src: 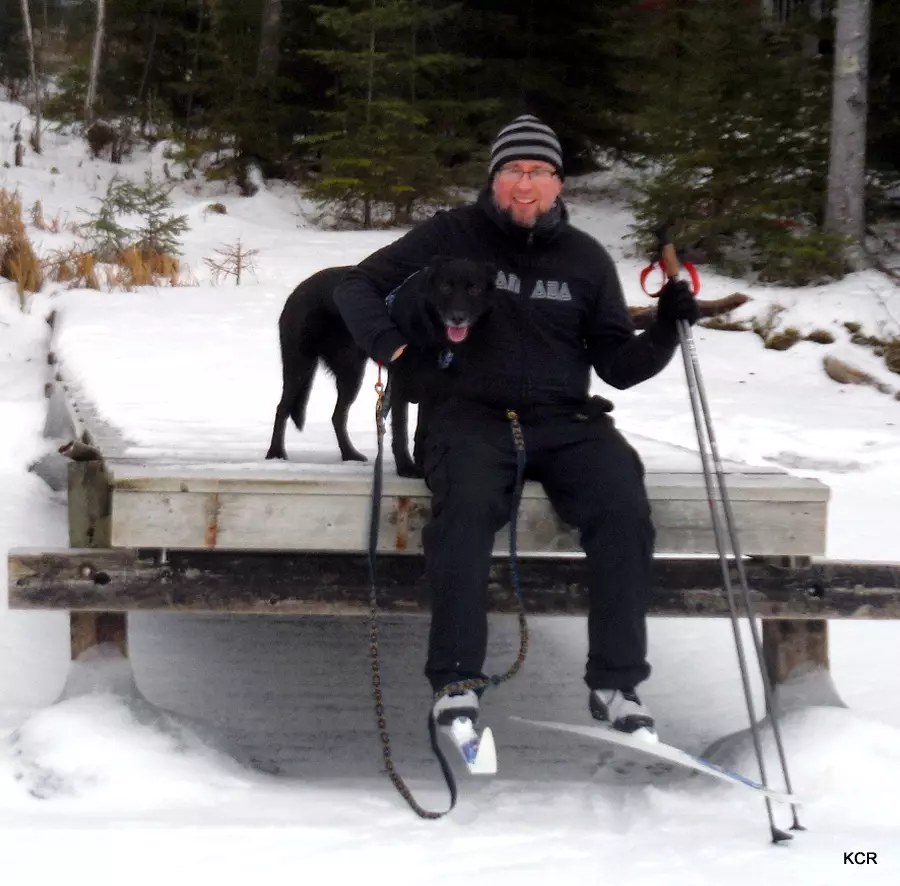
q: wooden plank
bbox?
[10,549,900,617]
[107,486,827,556]
[106,462,822,498]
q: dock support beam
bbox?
[67,458,127,660]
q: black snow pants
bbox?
[418,400,656,695]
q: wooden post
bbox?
[67,458,127,659]
[758,555,840,711]
[762,619,829,687]
[71,612,128,659]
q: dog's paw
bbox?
[265,449,287,460]
[341,450,368,463]
[395,461,423,479]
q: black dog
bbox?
[265,257,494,476]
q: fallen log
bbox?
[630,293,750,330]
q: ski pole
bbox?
[650,233,802,841]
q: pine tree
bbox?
[0,1,29,100]
[304,0,482,228]
[615,0,840,284]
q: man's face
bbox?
[491,160,562,228]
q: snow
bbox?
[2,98,900,883]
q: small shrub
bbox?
[86,121,134,164]
[44,247,100,290]
[886,341,900,375]
[116,248,182,289]
[0,188,43,307]
[205,202,228,215]
[765,329,801,351]
[204,238,259,285]
[78,173,189,260]
[751,304,786,341]
[3,239,43,305]
[806,329,835,345]
[754,228,848,287]
[30,200,46,231]
[844,321,862,334]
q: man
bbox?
[334,115,699,736]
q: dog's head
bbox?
[423,256,496,345]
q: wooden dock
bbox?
[17,297,899,701]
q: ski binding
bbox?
[511,716,801,804]
[441,716,497,775]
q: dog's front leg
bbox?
[389,381,422,478]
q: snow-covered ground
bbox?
[2,100,900,884]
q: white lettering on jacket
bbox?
[530,279,572,301]
[495,270,521,294]
[496,271,572,301]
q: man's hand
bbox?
[657,279,700,329]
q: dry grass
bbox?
[44,247,101,290]
[2,187,196,304]
[29,199,68,234]
[44,245,191,292]
[0,188,44,306]
[108,248,185,290]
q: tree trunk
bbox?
[19,0,42,153]
[137,1,164,133]
[825,0,872,267]
[84,0,106,125]
[256,0,282,81]
[366,0,376,126]
[185,0,205,136]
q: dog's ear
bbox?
[483,262,500,290]
[421,255,451,287]
[425,254,453,273]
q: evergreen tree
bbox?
[0,1,29,99]
[868,0,900,179]
[614,0,839,284]
[304,0,485,227]
[454,0,635,173]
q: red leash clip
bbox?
[640,259,701,297]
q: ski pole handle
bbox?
[660,242,680,280]
[640,227,701,296]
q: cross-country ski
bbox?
[511,717,801,804]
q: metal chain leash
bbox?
[366,373,529,818]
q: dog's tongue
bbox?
[447,325,469,343]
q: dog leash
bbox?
[366,367,529,818]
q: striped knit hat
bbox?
[489,114,564,181]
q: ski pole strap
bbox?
[640,257,700,296]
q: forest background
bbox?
[0,0,898,285]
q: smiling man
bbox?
[334,114,700,747]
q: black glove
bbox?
[572,395,614,423]
[656,279,700,329]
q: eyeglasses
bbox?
[496,167,557,182]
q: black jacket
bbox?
[334,189,678,412]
